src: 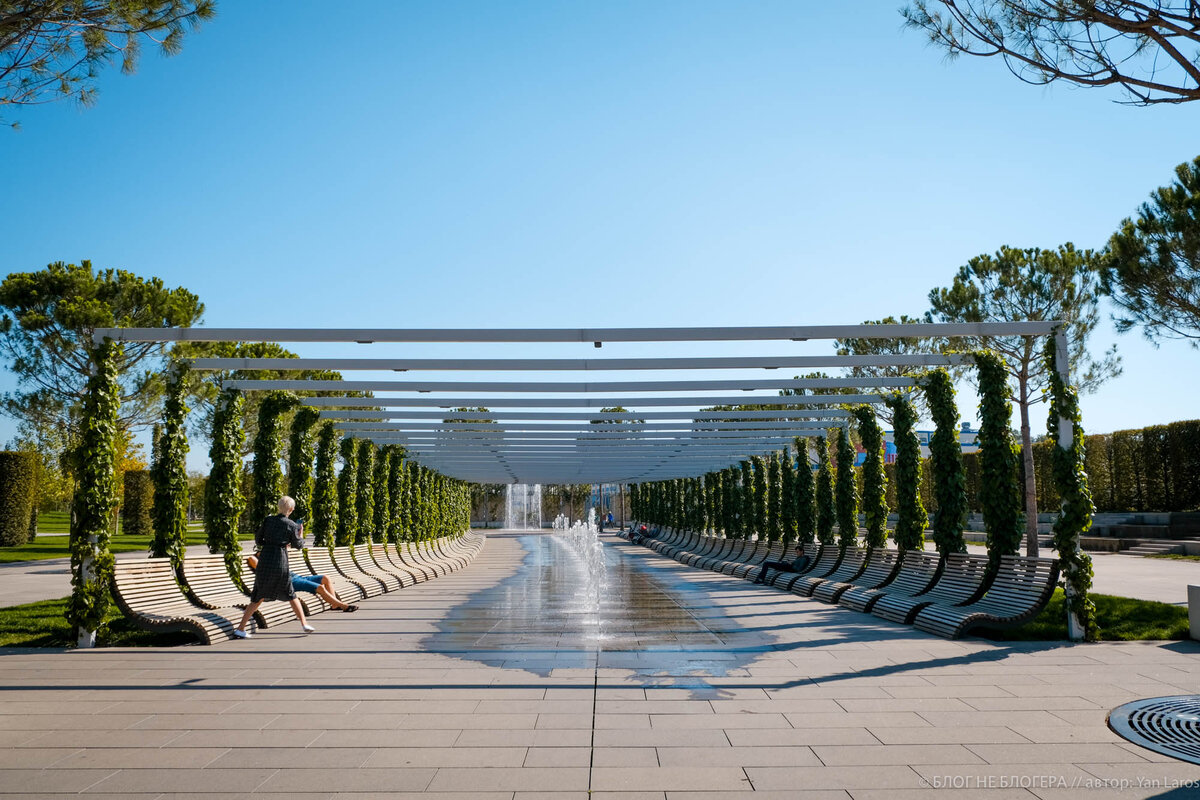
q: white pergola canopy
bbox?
[95,322,1065,485]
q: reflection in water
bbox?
[428,532,770,680]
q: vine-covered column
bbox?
[151,363,190,570]
[355,439,375,544]
[205,388,246,582]
[780,454,796,543]
[287,406,321,523]
[751,456,768,539]
[815,433,836,545]
[251,391,299,524]
[922,368,968,554]
[1045,335,1098,641]
[385,447,403,542]
[834,426,860,549]
[794,437,817,546]
[312,422,339,547]
[336,437,358,546]
[976,350,1024,569]
[885,393,927,551]
[852,406,888,549]
[69,338,121,648]
[739,461,754,539]
[766,453,782,542]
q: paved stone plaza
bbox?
[3,531,1200,799]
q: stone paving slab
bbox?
[2,531,1200,798]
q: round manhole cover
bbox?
[1109,696,1200,764]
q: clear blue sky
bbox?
[2,1,1198,471]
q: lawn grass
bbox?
[0,594,197,647]
[0,515,249,564]
[1146,553,1200,562]
[978,588,1190,641]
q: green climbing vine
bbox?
[1045,337,1099,641]
[885,393,927,551]
[922,368,967,554]
[205,388,246,583]
[355,439,375,544]
[815,433,835,544]
[386,449,404,542]
[336,436,358,546]
[312,422,339,547]
[251,391,299,524]
[374,446,392,544]
[766,454,782,542]
[68,338,121,642]
[852,405,888,548]
[780,454,796,543]
[975,350,1024,566]
[287,406,321,523]
[794,437,817,545]
[751,455,768,539]
[834,426,859,549]
[150,363,190,570]
[740,461,754,539]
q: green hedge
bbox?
[121,469,153,538]
[0,451,38,547]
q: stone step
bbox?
[1122,541,1186,556]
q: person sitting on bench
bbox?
[629,524,650,545]
[753,543,811,584]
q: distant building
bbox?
[857,422,979,465]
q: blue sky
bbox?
[2,1,1198,470]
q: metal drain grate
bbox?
[1109,696,1200,764]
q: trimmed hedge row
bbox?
[0,451,38,547]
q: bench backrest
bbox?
[985,555,1060,607]
[807,545,843,578]
[113,558,193,613]
[854,548,901,587]
[825,547,867,581]
[181,553,246,608]
[927,553,991,604]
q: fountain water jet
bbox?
[504,484,543,530]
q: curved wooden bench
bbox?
[113,558,248,644]
[332,546,390,593]
[718,540,763,575]
[731,541,786,579]
[377,542,423,584]
[306,547,374,598]
[395,541,437,581]
[838,549,941,613]
[773,543,838,590]
[349,545,403,592]
[795,546,867,597]
[182,552,306,627]
[812,547,900,604]
[912,555,1060,639]
[872,552,991,625]
[695,538,739,571]
[679,534,719,567]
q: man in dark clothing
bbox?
[753,543,811,585]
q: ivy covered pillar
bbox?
[355,439,375,544]
[975,350,1024,571]
[815,434,836,545]
[885,393,928,551]
[780,455,796,543]
[70,338,121,648]
[287,406,321,524]
[766,454,782,543]
[1046,331,1097,642]
[922,368,968,555]
[205,388,246,582]
[793,437,817,547]
[151,363,190,570]
[373,446,392,544]
[251,391,299,524]
[312,422,339,547]
[852,406,888,549]
[834,427,859,549]
[336,437,358,546]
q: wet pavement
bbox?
[2,530,1200,798]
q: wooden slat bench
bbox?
[374,542,421,585]
[872,552,992,625]
[706,539,751,573]
[731,541,786,580]
[113,558,248,644]
[394,541,436,581]
[349,545,404,592]
[838,549,942,613]
[756,542,824,589]
[718,540,764,575]
[772,544,839,590]
[794,546,867,598]
[306,547,375,598]
[181,553,306,627]
[695,538,739,571]
[912,555,1060,639]
[812,547,900,604]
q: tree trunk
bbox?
[1018,373,1040,557]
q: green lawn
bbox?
[978,588,1190,641]
[0,593,196,647]
[1146,553,1200,562]
[0,513,251,564]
